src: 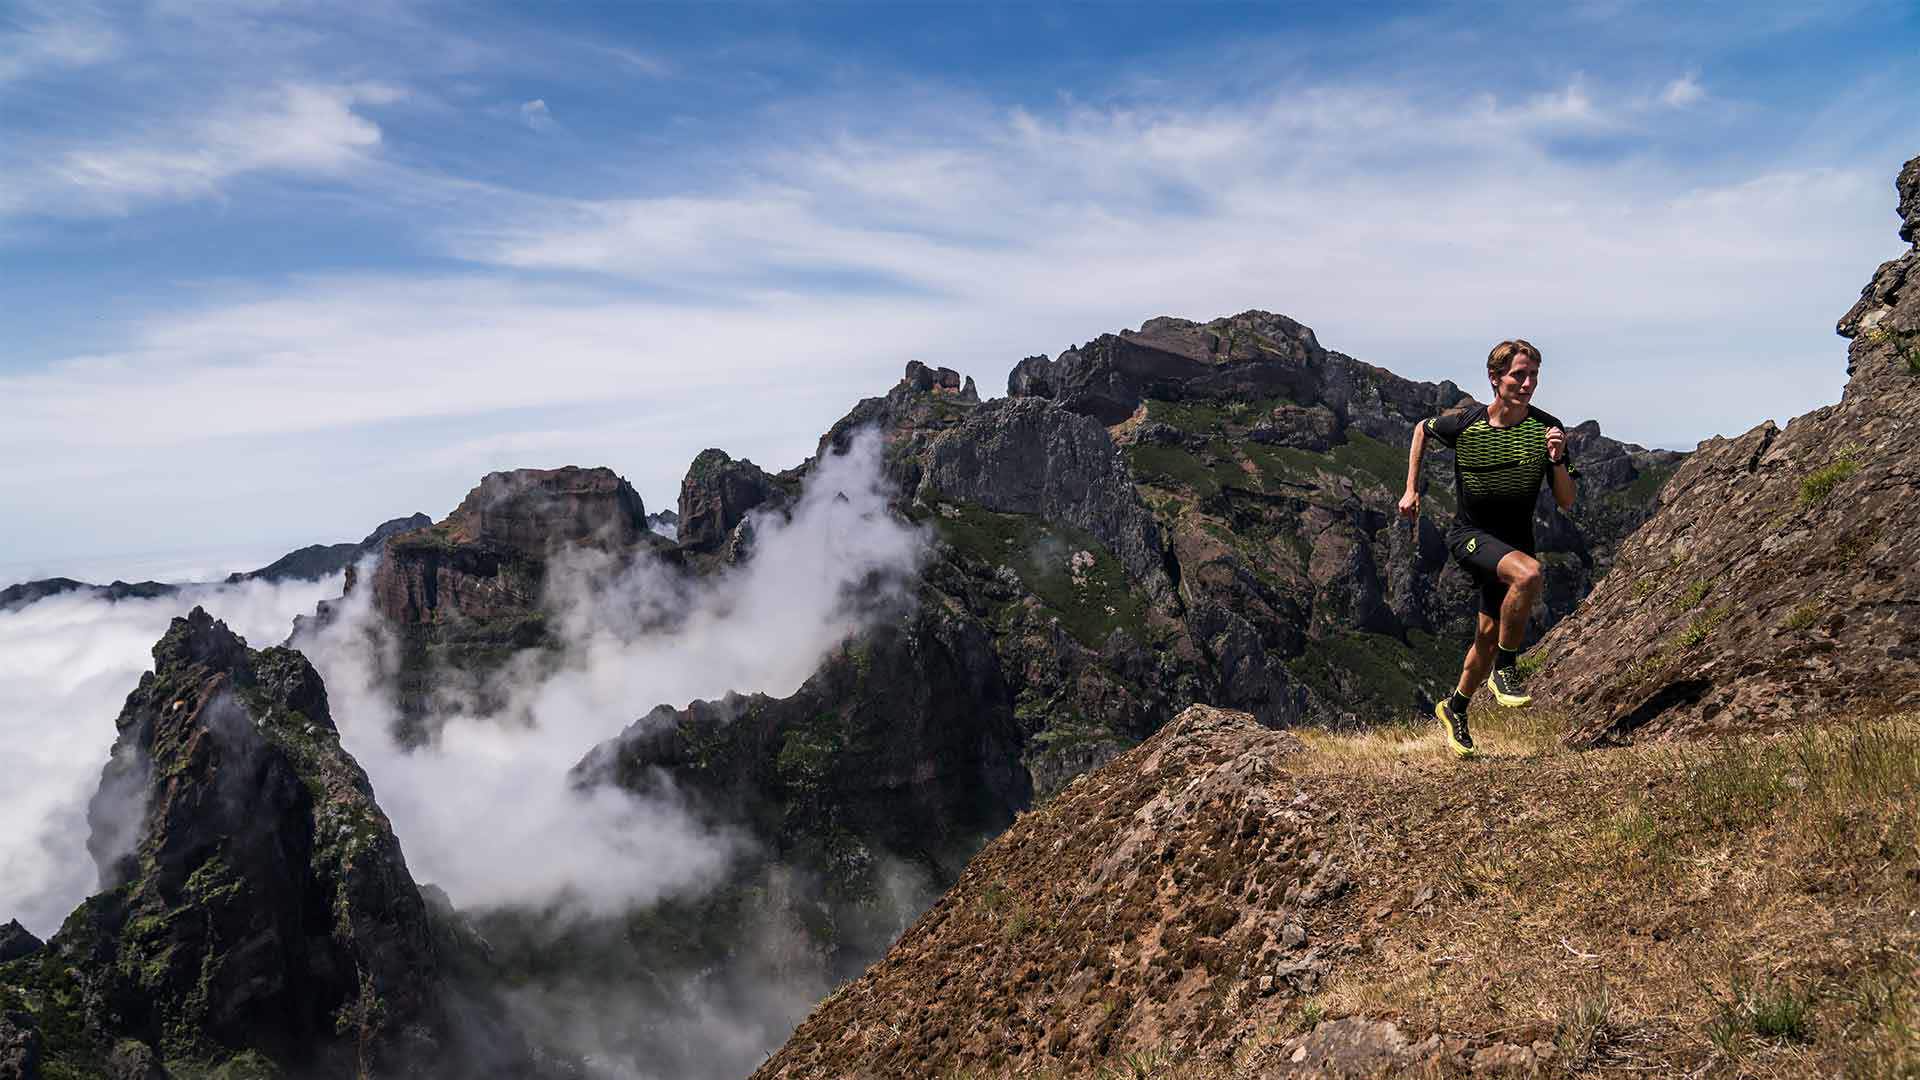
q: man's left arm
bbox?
[1546,427,1576,510]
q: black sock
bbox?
[1497,646,1521,670]
[1447,691,1470,714]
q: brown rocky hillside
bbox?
[1530,153,1920,745]
[755,703,1920,1079]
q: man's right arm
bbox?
[1399,421,1428,520]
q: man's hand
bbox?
[1546,426,1567,464]
[1398,490,1420,520]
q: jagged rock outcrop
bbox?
[676,449,791,558]
[921,396,1174,604]
[354,467,664,738]
[1533,153,1920,744]
[1008,313,1332,425]
[0,925,38,966]
[225,512,431,584]
[0,608,557,1078]
[816,360,983,495]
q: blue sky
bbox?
[3,0,1917,578]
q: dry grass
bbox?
[1289,709,1920,1077]
[791,710,1920,1079]
[1293,695,1569,767]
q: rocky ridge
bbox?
[1531,153,1920,744]
[224,514,432,585]
[0,609,556,1079]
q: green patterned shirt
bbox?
[1424,404,1570,545]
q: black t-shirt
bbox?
[1424,404,1571,547]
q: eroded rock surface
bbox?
[1535,153,1920,743]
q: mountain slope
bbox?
[755,704,1920,1079]
[1530,153,1920,744]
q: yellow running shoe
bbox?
[1489,664,1532,708]
[1436,698,1477,758]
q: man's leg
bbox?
[1494,551,1544,650]
[1456,611,1500,698]
[1439,610,1499,758]
[1488,550,1543,706]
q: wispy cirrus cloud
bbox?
[0,2,120,84]
[3,81,400,218]
[0,2,1914,570]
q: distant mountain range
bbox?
[0,513,431,612]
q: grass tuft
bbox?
[1781,600,1823,631]
[1799,457,1860,506]
[1556,979,1616,1066]
[1672,578,1712,612]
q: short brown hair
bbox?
[1487,339,1542,381]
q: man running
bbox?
[1399,339,1576,757]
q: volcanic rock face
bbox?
[0,608,549,1078]
[922,396,1174,603]
[676,449,788,557]
[357,466,663,739]
[1531,155,1920,743]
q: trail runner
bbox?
[1399,339,1576,757]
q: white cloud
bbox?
[1662,73,1706,107]
[2,77,1910,566]
[0,3,119,83]
[5,81,397,218]
[520,97,554,132]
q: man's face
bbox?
[1494,356,1539,406]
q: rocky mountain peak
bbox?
[2,609,557,1077]
[677,449,783,555]
[145,605,252,684]
[901,359,979,400]
[443,464,648,554]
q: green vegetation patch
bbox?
[1621,461,1679,505]
[1241,431,1407,499]
[934,503,1148,648]
[1676,606,1731,650]
[1124,442,1243,500]
[1144,398,1234,435]
[1289,629,1458,724]
[1799,456,1860,507]
[1672,578,1712,612]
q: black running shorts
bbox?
[1447,526,1527,616]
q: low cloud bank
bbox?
[295,429,924,917]
[0,576,341,936]
[1,433,928,1076]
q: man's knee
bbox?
[1506,553,1543,592]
